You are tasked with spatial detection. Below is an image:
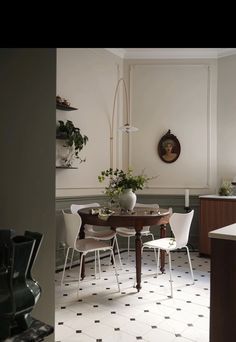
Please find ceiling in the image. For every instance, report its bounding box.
[105,48,236,59]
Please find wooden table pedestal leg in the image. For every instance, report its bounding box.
[79,224,85,279]
[160,224,167,273]
[135,227,142,292]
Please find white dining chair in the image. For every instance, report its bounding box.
[70,203,122,268]
[142,210,194,298]
[116,203,159,258]
[61,210,120,295]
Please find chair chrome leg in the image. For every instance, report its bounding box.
[109,238,115,266]
[94,250,97,279]
[69,248,75,270]
[61,247,70,289]
[185,246,194,284]
[157,248,160,276]
[98,250,101,279]
[77,253,84,297]
[111,249,120,292]
[168,251,173,298]
[127,236,130,259]
[150,233,157,261]
[114,235,123,268]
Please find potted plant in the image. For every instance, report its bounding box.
[56,120,88,167]
[218,180,233,196]
[98,168,154,211]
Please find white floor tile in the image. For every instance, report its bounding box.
[158,318,188,334]
[55,308,77,323]
[182,326,209,342]
[121,319,152,336]
[54,323,74,340]
[192,316,210,332]
[64,315,94,330]
[60,332,95,341]
[55,251,210,342]
[143,327,178,342]
[100,330,140,342]
[81,322,121,340]
[99,312,133,328]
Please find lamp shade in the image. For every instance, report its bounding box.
[119,123,139,133]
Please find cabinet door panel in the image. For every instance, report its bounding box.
[200,199,236,255]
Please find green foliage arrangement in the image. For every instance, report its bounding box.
[98,168,154,200]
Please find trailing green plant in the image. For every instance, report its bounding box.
[56,120,88,166]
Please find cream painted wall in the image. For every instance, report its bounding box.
[56,49,123,197]
[56,51,222,197]
[124,59,218,196]
[217,55,236,188]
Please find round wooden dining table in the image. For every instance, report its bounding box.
[78,206,170,291]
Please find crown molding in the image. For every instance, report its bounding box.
[105,48,126,58]
[105,48,236,60]
[124,48,220,59]
[218,48,236,58]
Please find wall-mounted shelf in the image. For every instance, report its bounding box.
[56,103,78,111]
[56,166,78,169]
[56,97,84,169]
[56,135,67,140]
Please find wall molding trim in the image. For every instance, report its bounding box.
[128,63,213,190]
[105,48,236,60]
[56,193,200,207]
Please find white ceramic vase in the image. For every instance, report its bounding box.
[56,141,75,167]
[119,188,137,211]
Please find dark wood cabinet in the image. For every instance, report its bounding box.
[209,228,236,342]
[199,196,236,256]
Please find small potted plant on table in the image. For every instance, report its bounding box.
[98,168,153,211]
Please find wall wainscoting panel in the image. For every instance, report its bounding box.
[127,63,217,194]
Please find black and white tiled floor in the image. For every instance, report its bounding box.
[55,250,210,342]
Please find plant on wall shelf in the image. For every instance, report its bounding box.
[56,120,88,167]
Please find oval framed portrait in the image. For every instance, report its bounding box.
[158,130,181,163]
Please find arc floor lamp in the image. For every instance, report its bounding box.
[110,78,138,169]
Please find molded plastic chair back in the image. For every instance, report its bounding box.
[62,210,82,248]
[61,210,120,293]
[70,203,100,233]
[70,202,122,268]
[71,203,100,214]
[170,210,194,248]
